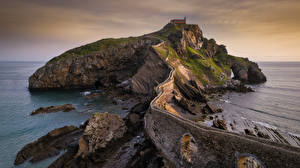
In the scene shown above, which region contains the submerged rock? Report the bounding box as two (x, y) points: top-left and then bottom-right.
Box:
(31, 104), (75, 115)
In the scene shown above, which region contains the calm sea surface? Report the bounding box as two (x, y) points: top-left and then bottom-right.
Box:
(0, 62), (122, 168)
(0, 61), (299, 167)
(220, 62), (300, 135)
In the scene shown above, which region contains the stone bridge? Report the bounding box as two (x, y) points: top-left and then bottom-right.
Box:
(145, 42), (300, 168)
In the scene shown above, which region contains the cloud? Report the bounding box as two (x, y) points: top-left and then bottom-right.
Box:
(0, 0), (299, 61)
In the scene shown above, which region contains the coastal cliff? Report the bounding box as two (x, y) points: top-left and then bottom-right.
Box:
(19, 23), (300, 168)
(28, 23), (265, 92)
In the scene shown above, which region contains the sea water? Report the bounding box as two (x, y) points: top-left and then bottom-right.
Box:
(1, 61), (300, 167)
(219, 62), (300, 135)
(0, 62), (122, 168)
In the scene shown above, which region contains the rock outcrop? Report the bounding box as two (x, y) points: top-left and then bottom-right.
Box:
(14, 126), (82, 165)
(213, 119), (227, 130)
(76, 112), (127, 157)
(166, 23), (203, 55)
(231, 57), (267, 84)
(31, 104), (75, 115)
(28, 37), (170, 97)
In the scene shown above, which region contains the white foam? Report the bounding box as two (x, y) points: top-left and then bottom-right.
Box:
(81, 91), (91, 96)
(241, 117), (247, 120)
(203, 120), (213, 127)
(288, 132), (300, 138)
(252, 121), (277, 129)
(220, 99), (231, 103)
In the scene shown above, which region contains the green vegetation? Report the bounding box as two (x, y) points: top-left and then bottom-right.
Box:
(186, 46), (205, 59)
(165, 43), (229, 85)
(181, 56), (208, 85)
(228, 55), (248, 67)
(48, 37), (139, 64)
(153, 46), (168, 59)
(152, 24), (181, 41)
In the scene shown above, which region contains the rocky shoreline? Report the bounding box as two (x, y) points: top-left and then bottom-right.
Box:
(16, 22), (300, 167)
(31, 104), (76, 115)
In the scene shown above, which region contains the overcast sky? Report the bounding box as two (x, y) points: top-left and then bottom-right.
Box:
(1, 0), (300, 61)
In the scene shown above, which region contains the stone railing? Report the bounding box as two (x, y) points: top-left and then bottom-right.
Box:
(145, 43), (300, 168)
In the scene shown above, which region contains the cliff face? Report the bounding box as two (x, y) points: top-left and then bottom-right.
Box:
(29, 23), (266, 92)
(29, 37), (170, 96)
(230, 57), (267, 84)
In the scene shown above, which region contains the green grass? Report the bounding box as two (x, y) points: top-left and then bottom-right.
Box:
(152, 24), (181, 41)
(48, 37), (139, 64)
(179, 46), (229, 85)
(228, 55), (248, 67)
(160, 43), (230, 86)
(186, 46), (205, 59)
(153, 46), (168, 59)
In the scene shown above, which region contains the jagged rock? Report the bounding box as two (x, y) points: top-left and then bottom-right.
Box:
(14, 125), (82, 165)
(202, 104), (222, 114)
(174, 76), (206, 103)
(213, 119), (227, 130)
(76, 112), (127, 157)
(28, 37), (170, 97)
(231, 58), (266, 84)
(166, 23), (203, 55)
(31, 104), (75, 115)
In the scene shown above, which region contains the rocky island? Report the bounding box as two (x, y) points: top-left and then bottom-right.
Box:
(16, 22), (300, 167)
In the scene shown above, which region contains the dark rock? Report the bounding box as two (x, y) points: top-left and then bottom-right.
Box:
(130, 101), (149, 114)
(202, 38), (218, 58)
(231, 58), (266, 84)
(14, 125), (82, 165)
(31, 104), (75, 115)
(112, 99), (118, 105)
(234, 84), (254, 93)
(215, 108), (223, 113)
(202, 104), (221, 114)
(245, 129), (256, 136)
(257, 131), (270, 139)
(213, 119), (227, 130)
(230, 123), (235, 130)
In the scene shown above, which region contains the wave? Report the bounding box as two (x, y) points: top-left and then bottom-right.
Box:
(220, 99), (231, 103)
(252, 121), (277, 129)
